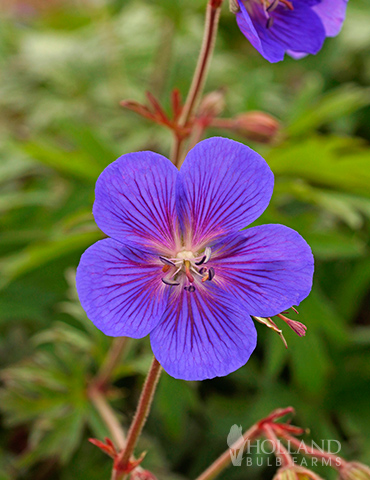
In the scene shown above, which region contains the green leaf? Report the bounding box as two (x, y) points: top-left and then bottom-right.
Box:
(0, 230), (102, 287)
(267, 135), (370, 196)
(156, 373), (197, 440)
(22, 139), (102, 182)
(287, 85), (370, 136)
(304, 231), (366, 260)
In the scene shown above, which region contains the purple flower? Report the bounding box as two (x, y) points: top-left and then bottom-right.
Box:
(235, 0), (348, 63)
(76, 137), (314, 381)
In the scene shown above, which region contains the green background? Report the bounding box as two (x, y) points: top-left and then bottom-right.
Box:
(1, 0), (370, 478)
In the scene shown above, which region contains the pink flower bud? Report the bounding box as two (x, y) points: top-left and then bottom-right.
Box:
(339, 462), (370, 480)
(273, 466), (324, 480)
(198, 89), (226, 120)
(130, 469), (158, 480)
(234, 111), (280, 143)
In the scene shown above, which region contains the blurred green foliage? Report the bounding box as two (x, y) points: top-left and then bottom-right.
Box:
(1, 0), (370, 479)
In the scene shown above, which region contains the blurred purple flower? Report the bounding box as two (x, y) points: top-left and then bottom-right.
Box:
(76, 137), (314, 381)
(235, 0), (348, 63)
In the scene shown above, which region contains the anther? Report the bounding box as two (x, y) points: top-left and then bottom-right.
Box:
(195, 247), (211, 265)
(159, 256), (175, 267)
(199, 267), (207, 275)
(267, 0), (279, 12)
(204, 247), (212, 263)
(195, 256), (206, 266)
(184, 285), (196, 293)
(208, 267), (215, 281)
(266, 17), (274, 28)
(201, 267), (215, 282)
(162, 278), (180, 286)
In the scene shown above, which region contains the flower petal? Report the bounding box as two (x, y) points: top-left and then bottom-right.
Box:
(267, 2), (326, 54)
(176, 137), (274, 249)
(236, 1), (326, 63)
(236, 3), (285, 63)
(312, 0), (348, 37)
(210, 224), (314, 317)
(76, 238), (169, 338)
(150, 284), (257, 381)
(93, 151), (178, 252)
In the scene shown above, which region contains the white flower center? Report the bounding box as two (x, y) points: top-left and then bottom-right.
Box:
(176, 250), (195, 261)
(159, 247), (215, 292)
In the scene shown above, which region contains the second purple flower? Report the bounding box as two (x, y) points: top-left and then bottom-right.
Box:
(76, 137), (314, 381)
(234, 0), (349, 63)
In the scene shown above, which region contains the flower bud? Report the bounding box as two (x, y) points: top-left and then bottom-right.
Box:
(339, 462), (370, 480)
(273, 466), (324, 480)
(234, 111), (280, 143)
(229, 0), (240, 13)
(198, 89), (226, 119)
(130, 469), (158, 480)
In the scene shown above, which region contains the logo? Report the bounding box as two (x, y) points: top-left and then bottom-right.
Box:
(227, 425), (342, 467)
(227, 425), (247, 466)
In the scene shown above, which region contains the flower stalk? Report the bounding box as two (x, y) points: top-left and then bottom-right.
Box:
(179, 0), (223, 127)
(93, 337), (130, 392)
(195, 424), (260, 480)
(172, 0), (224, 166)
(194, 407), (295, 480)
(88, 387), (126, 450)
(262, 424), (294, 467)
(112, 357), (162, 480)
(275, 429), (348, 469)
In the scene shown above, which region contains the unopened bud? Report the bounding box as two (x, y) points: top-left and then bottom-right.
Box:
(229, 0), (240, 13)
(130, 469), (158, 480)
(234, 111), (280, 143)
(273, 466), (324, 480)
(277, 314), (307, 337)
(198, 89), (226, 119)
(339, 462), (370, 480)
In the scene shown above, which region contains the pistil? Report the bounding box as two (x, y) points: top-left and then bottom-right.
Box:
(159, 247), (215, 292)
(184, 260), (195, 283)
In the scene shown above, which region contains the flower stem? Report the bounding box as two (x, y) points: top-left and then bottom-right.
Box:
(93, 337), (130, 391)
(172, 0), (223, 167)
(195, 424), (260, 480)
(170, 134), (185, 169)
(276, 430), (348, 468)
(262, 424), (294, 467)
(112, 357), (162, 480)
(179, 0), (223, 127)
(89, 387), (126, 449)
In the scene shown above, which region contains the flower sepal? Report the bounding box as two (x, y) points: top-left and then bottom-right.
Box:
(252, 316), (288, 348)
(338, 462), (370, 480)
(273, 465), (325, 480)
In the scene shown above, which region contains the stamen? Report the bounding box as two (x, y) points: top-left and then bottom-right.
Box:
(204, 247), (212, 263)
(266, 17), (274, 29)
(201, 267), (215, 282)
(184, 285), (196, 293)
(184, 260), (195, 283)
(279, 0), (294, 10)
(195, 247), (211, 265)
(162, 265), (170, 273)
(267, 0), (279, 12)
(162, 278), (180, 286)
(199, 267), (207, 275)
(208, 267), (215, 281)
(159, 256), (176, 267)
(195, 256), (206, 266)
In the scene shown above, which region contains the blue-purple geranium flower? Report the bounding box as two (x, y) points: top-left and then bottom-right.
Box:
(76, 137), (314, 381)
(234, 0), (348, 63)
